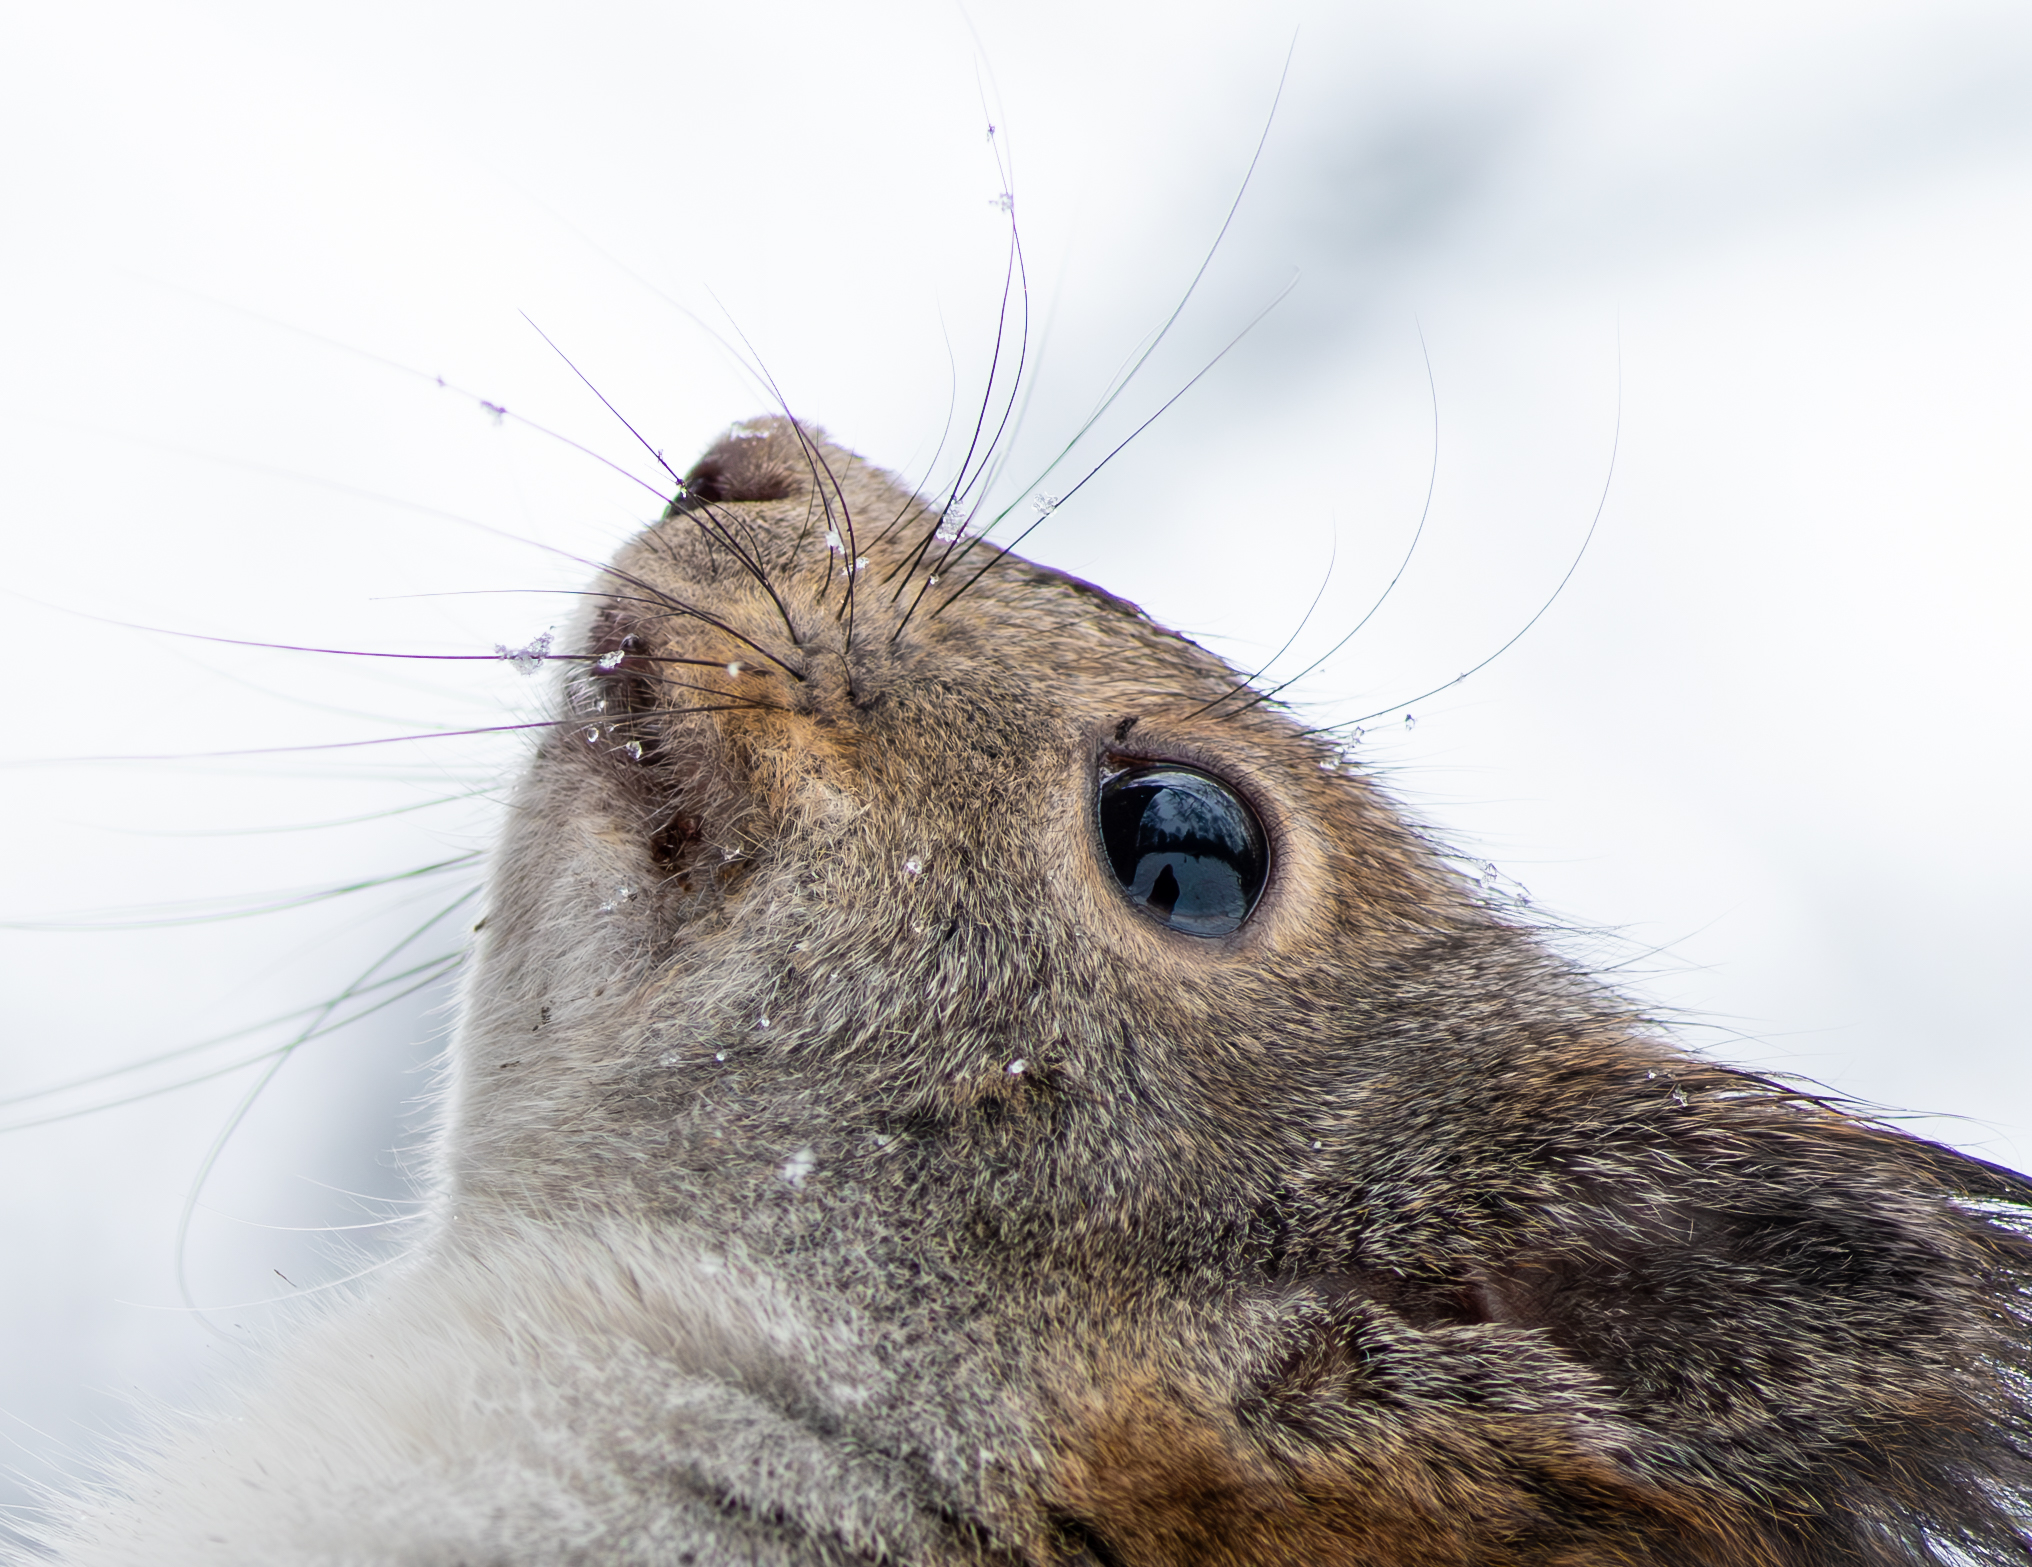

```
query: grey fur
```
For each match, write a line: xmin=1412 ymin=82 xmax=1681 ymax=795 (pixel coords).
xmin=28 ymin=418 xmax=2032 ymax=1566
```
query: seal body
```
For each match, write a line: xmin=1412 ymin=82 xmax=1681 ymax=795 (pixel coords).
xmin=33 ymin=420 xmax=2032 ymax=1566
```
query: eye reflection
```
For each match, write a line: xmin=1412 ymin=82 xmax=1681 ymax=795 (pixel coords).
xmin=1097 ymin=765 xmax=1268 ymax=936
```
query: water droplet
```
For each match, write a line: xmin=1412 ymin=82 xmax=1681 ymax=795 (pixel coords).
xmin=583 ymin=726 xmax=600 ymax=744
xmin=1006 ymin=1058 xmax=1027 ymax=1076
xmin=623 ymin=740 xmax=644 ymax=761
xmin=757 ymin=1015 xmax=770 ymax=1029
xmin=1403 ymin=712 xmax=1416 ymax=731
xmin=495 ymin=630 xmax=553 ymax=673
xmin=596 ymin=648 xmax=626 ymax=671
xmin=726 ymin=661 xmax=745 ymax=677
xmin=1646 ymin=1070 xmax=1657 ymax=1080
xmin=927 ymin=575 xmax=940 ymax=585
xmin=825 ymin=529 xmax=842 ymax=553
xmin=659 ymin=1051 xmax=681 ymax=1067
xmin=903 ymin=857 xmax=923 ymax=878
xmin=1349 ymin=726 xmax=1366 ymax=742
xmin=990 ymin=191 xmax=1014 ymax=213
xmin=714 ymin=1051 xmax=726 ymax=1063
xmin=780 ymin=1146 xmax=816 ymax=1188
xmin=1311 ymin=1139 xmax=1322 ymax=1151
xmin=1032 ymin=493 xmax=1060 ymax=517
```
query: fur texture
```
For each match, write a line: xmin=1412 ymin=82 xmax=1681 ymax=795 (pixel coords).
xmin=31 ymin=419 xmax=2032 ymax=1565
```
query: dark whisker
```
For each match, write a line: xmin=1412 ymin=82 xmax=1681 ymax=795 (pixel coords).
xmin=675 ymin=296 xmax=855 ymax=638
xmin=864 ymin=316 xmax=964 ymax=554
xmin=1177 ymin=532 xmax=1339 ymax=721
xmin=885 ymin=201 xmax=1030 ymax=610
xmin=7 ymin=431 xmax=814 ymax=683
xmin=127 ymin=277 xmax=675 ymax=503
xmin=630 ymin=682 xmax=794 ymax=713
xmin=521 ymin=312 xmax=683 ymax=488
xmin=913 ymin=40 xmax=1294 ymax=620
xmin=1300 ymin=339 xmax=1622 ymax=739
xmin=1201 ymin=326 xmax=1442 ymax=720
xmin=517 ymin=315 xmax=809 ymax=651
xmin=927 ymin=274 xmax=1297 ymax=621
xmin=591 ymin=566 xmax=809 ymax=682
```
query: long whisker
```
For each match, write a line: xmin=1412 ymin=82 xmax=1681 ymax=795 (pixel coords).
xmin=119 ymin=275 xmax=677 ymax=503
xmin=1199 ymin=326 xmax=1442 ymax=720
xmin=923 ymin=37 xmax=1294 ymax=600
xmin=520 ymin=313 xmax=682 ymax=488
xmin=0 ymin=856 xmax=480 ymax=931
xmin=0 ymin=955 xmax=464 ymax=1109
xmin=8 ymin=723 xmax=563 ymax=768
xmin=864 ymin=312 xmax=965 ymax=553
xmin=518 ymin=316 xmax=806 ymax=648
xmin=580 ymin=554 xmax=808 ymax=680
xmin=80 ymin=786 xmax=496 ymax=837
xmin=1 ymin=948 xmax=461 ymax=1135
xmin=171 ymin=891 xmax=476 ymax=1321
xmin=1177 ymin=530 xmax=1339 ymax=721
xmin=927 ymin=274 xmax=1297 ymax=621
xmin=1301 ymin=335 xmax=1622 ymax=738
xmin=4 ymin=426 xmax=812 ymax=682
xmin=885 ymin=192 xmax=1029 ymax=608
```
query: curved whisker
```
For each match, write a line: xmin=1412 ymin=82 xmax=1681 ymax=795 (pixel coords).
xmin=1177 ymin=530 xmax=1339 ymax=722
xmin=927 ymin=273 xmax=1296 ymax=622
xmin=0 ymin=857 xmax=480 ymax=931
xmin=1300 ymin=340 xmax=1621 ymax=740
xmin=1200 ymin=327 xmax=1443 ymax=721
xmin=885 ymin=199 xmax=1030 ymax=614
xmin=0 ymin=953 xmax=464 ymax=1110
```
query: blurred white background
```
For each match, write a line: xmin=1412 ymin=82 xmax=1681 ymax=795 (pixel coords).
xmin=2 ymin=0 xmax=2029 ymax=1526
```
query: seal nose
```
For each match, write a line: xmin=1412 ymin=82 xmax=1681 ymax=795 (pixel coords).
xmin=674 ymin=417 xmax=812 ymax=507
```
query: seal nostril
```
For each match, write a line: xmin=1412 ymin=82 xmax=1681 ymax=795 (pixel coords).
xmin=677 ymin=420 xmax=808 ymax=503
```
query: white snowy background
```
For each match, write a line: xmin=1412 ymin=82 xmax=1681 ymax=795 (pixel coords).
xmin=2 ymin=0 xmax=2029 ymax=1526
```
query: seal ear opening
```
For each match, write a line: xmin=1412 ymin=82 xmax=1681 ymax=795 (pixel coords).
xmin=677 ymin=419 xmax=808 ymax=504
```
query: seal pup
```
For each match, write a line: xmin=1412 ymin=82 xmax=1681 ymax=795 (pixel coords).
xmin=28 ymin=417 xmax=2032 ymax=1566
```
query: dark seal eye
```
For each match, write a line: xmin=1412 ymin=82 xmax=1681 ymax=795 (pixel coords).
xmin=1098 ymin=765 xmax=1268 ymax=936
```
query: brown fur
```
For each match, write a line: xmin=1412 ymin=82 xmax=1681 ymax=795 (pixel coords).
xmin=48 ymin=414 xmax=2032 ymax=1566
xmin=439 ymin=413 xmax=2032 ymax=1564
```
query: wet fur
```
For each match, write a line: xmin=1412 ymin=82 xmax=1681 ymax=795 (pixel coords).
xmin=29 ymin=419 xmax=2032 ymax=1565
